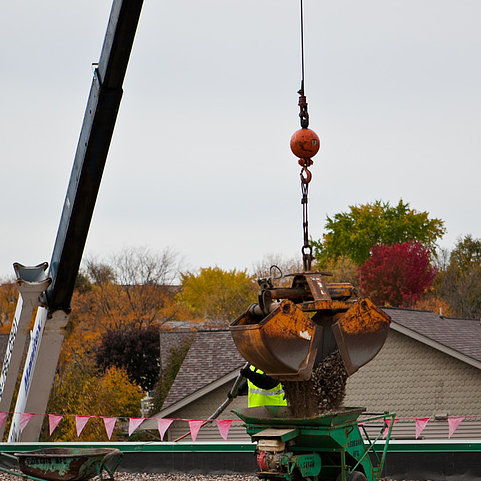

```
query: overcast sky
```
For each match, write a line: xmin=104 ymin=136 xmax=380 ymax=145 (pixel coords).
xmin=1 ymin=1 xmax=480 ymax=280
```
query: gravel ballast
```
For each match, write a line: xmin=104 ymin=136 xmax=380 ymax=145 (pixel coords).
xmin=0 ymin=473 xmax=443 ymax=481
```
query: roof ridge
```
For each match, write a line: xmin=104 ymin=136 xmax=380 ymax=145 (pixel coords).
xmin=382 ymin=306 xmax=434 ymax=313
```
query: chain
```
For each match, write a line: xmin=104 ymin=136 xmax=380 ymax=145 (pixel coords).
xmin=300 ymin=162 xmax=313 ymax=271
xmin=298 ymin=0 xmax=312 ymax=271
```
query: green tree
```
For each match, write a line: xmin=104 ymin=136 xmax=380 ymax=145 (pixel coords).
xmin=436 ymin=235 xmax=481 ymax=318
xmin=447 ymin=235 xmax=481 ymax=271
xmin=151 ymin=339 xmax=193 ymax=413
xmin=177 ymin=267 xmax=257 ymax=323
xmin=312 ymin=200 xmax=445 ymax=265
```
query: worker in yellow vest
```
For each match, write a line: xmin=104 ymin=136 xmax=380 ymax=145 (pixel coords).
xmin=240 ymin=364 xmax=287 ymax=408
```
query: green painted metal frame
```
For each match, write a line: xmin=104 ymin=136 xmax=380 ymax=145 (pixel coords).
xmin=1 ymin=439 xmax=481 ymax=454
xmin=243 ymin=412 xmax=396 ymax=481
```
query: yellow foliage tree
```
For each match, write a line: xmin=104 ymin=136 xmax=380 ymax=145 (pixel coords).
xmin=413 ymin=296 xmax=453 ymax=317
xmin=316 ymin=256 xmax=360 ymax=286
xmin=0 ymin=281 xmax=17 ymax=333
xmin=46 ymin=364 xmax=143 ymax=441
xmin=177 ymin=267 xmax=257 ymax=324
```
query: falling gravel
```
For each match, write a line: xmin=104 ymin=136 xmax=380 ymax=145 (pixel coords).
xmin=283 ymin=350 xmax=348 ymax=417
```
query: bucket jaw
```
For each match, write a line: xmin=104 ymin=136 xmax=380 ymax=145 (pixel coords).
xmin=230 ymin=273 xmax=390 ymax=381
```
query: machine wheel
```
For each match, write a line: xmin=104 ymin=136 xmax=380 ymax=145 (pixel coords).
xmin=348 ymin=471 xmax=367 ymax=481
xmin=336 ymin=471 xmax=368 ymax=481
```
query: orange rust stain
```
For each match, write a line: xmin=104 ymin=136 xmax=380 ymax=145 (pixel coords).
xmin=338 ymin=298 xmax=391 ymax=334
xmin=264 ymin=300 xmax=315 ymax=340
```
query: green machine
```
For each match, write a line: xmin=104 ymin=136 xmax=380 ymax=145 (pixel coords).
xmin=235 ymin=406 xmax=395 ymax=481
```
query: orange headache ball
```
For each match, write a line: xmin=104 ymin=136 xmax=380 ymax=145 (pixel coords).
xmin=290 ymin=128 xmax=320 ymax=159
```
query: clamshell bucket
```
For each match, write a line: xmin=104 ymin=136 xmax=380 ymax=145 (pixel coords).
xmin=230 ymin=291 xmax=391 ymax=380
xmin=332 ymin=298 xmax=391 ymax=375
xmin=230 ymin=300 xmax=321 ymax=381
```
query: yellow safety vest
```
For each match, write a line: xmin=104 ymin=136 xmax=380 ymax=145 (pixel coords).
xmin=247 ymin=366 xmax=287 ymax=408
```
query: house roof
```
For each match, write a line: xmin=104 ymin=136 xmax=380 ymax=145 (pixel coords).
xmin=161 ymin=330 xmax=245 ymax=410
xmin=159 ymin=329 xmax=195 ymax=374
xmin=383 ymin=307 xmax=481 ymax=367
xmin=153 ymin=307 xmax=481 ymax=418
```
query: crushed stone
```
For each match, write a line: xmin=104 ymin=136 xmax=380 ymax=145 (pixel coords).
xmin=283 ymin=350 xmax=348 ymax=417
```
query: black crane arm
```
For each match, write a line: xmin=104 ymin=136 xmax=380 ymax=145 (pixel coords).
xmin=44 ymin=0 xmax=144 ymax=315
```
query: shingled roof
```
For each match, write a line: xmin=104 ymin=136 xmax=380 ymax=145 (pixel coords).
xmin=384 ymin=307 xmax=481 ymax=366
xmin=162 ymin=330 xmax=244 ymax=409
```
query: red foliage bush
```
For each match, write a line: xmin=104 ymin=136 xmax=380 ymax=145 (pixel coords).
xmin=359 ymin=241 xmax=436 ymax=307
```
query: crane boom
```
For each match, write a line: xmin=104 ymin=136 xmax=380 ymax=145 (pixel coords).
xmin=45 ymin=0 xmax=144 ymax=314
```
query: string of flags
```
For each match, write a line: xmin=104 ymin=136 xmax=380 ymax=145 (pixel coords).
xmin=3 ymin=411 xmax=236 ymax=441
xmin=0 ymin=411 xmax=474 ymax=441
xmin=360 ymin=416 xmax=467 ymax=440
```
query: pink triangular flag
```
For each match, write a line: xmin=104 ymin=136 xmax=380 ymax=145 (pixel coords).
xmin=156 ymin=418 xmax=174 ymax=441
xmin=75 ymin=416 xmax=91 ymax=437
xmin=19 ymin=413 xmax=35 ymax=433
xmin=189 ymin=420 xmax=204 ymax=442
xmin=48 ymin=414 xmax=63 ymax=436
xmin=415 ymin=418 xmax=430 ymax=439
xmin=0 ymin=412 xmax=8 ymax=429
xmin=216 ymin=419 xmax=233 ymax=440
xmin=448 ymin=416 xmax=465 ymax=438
xmin=128 ymin=417 xmax=145 ymax=436
xmin=382 ymin=418 xmax=399 ymax=439
xmin=102 ymin=417 xmax=118 ymax=440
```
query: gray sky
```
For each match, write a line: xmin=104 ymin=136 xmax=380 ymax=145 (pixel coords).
xmin=1 ymin=1 xmax=480 ymax=279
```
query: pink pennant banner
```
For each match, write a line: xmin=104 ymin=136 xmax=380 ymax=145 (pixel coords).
xmin=48 ymin=414 xmax=63 ymax=436
xmin=216 ymin=419 xmax=233 ymax=440
xmin=102 ymin=417 xmax=118 ymax=440
xmin=382 ymin=418 xmax=399 ymax=439
xmin=75 ymin=416 xmax=91 ymax=437
xmin=189 ymin=420 xmax=204 ymax=442
xmin=448 ymin=416 xmax=465 ymax=438
xmin=0 ymin=412 xmax=8 ymax=429
xmin=415 ymin=418 xmax=430 ymax=439
xmin=128 ymin=417 xmax=145 ymax=436
xmin=156 ymin=418 xmax=174 ymax=441
xmin=19 ymin=413 xmax=35 ymax=433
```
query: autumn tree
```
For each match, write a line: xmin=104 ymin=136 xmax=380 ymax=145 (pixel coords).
xmin=0 ymin=279 xmax=17 ymax=332
xmin=359 ymin=242 xmax=437 ymax=307
xmin=70 ymin=246 xmax=186 ymax=336
xmin=48 ymin=246 xmax=192 ymax=441
xmin=413 ymin=296 xmax=453 ymax=317
xmin=316 ymin=257 xmax=360 ymax=286
xmin=46 ymin=361 xmax=143 ymax=442
xmin=253 ymin=254 xmax=303 ymax=278
xmin=83 ymin=259 xmax=115 ymax=284
xmin=312 ymin=200 xmax=445 ymax=265
xmin=436 ymin=235 xmax=481 ymax=318
xmin=251 ymin=255 xmax=304 ymax=287
xmin=177 ymin=267 xmax=257 ymax=323
xmin=95 ymin=325 xmax=160 ymax=391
